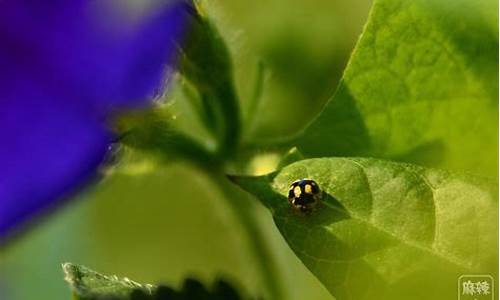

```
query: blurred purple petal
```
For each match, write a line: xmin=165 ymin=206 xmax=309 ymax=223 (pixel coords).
xmin=0 ymin=84 xmax=111 ymax=238
xmin=0 ymin=0 xmax=190 ymax=110
xmin=0 ymin=0 xmax=191 ymax=240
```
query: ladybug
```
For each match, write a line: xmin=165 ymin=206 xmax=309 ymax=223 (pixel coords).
xmin=287 ymin=179 xmax=322 ymax=213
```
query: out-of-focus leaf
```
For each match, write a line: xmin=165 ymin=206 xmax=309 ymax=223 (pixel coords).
xmin=214 ymin=0 xmax=372 ymax=141
xmin=179 ymin=4 xmax=240 ymax=157
xmin=233 ymin=157 xmax=498 ymax=300
xmin=296 ymin=0 xmax=498 ymax=176
xmin=276 ymin=147 xmax=304 ymax=170
xmin=63 ymin=263 xmax=250 ymax=300
xmin=114 ymin=109 xmax=217 ymax=168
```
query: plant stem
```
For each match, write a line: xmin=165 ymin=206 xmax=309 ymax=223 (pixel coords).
xmin=213 ymin=81 xmax=241 ymax=159
xmin=213 ymin=173 xmax=286 ymax=300
xmin=244 ymin=60 xmax=266 ymax=137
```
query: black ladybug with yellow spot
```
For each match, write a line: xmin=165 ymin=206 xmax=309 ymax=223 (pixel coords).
xmin=287 ymin=179 xmax=322 ymax=213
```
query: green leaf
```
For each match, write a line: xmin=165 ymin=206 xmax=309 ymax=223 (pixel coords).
xmin=296 ymin=0 xmax=498 ymax=176
xmin=114 ymin=109 xmax=218 ymax=168
xmin=232 ymin=157 xmax=498 ymax=300
xmin=63 ymin=263 xmax=154 ymax=300
xmin=63 ymin=263 xmax=249 ymax=300
xmin=180 ymin=4 xmax=241 ymax=158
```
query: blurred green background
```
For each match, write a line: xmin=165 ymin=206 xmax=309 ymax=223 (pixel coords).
xmin=0 ymin=1 xmax=372 ymax=299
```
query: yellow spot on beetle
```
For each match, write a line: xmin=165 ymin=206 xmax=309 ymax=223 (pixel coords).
xmin=293 ymin=186 xmax=302 ymax=198
xmin=304 ymin=184 xmax=312 ymax=194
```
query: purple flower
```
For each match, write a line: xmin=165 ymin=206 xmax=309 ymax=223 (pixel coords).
xmin=0 ymin=0 xmax=191 ymax=241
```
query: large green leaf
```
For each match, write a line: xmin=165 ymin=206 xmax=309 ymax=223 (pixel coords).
xmin=233 ymin=157 xmax=498 ymax=300
xmin=296 ymin=0 xmax=498 ymax=176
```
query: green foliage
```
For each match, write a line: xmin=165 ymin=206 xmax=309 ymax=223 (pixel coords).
xmin=117 ymin=3 xmax=241 ymax=166
xmin=115 ymin=109 xmax=217 ymax=167
xmin=233 ymin=157 xmax=498 ymax=300
xmin=179 ymin=3 xmax=240 ymax=158
xmin=63 ymin=263 xmax=250 ymax=300
xmin=63 ymin=263 xmax=154 ymax=300
xmin=296 ymin=0 xmax=498 ymax=176
xmin=39 ymin=1 xmax=497 ymax=300
xmin=223 ymin=0 xmax=372 ymax=140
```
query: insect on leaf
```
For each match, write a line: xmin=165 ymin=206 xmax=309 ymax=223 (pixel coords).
xmin=232 ymin=157 xmax=498 ymax=300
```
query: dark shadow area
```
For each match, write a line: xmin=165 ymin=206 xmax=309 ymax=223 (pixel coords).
xmin=297 ymin=83 xmax=371 ymax=158
xmin=391 ymin=139 xmax=446 ymax=168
